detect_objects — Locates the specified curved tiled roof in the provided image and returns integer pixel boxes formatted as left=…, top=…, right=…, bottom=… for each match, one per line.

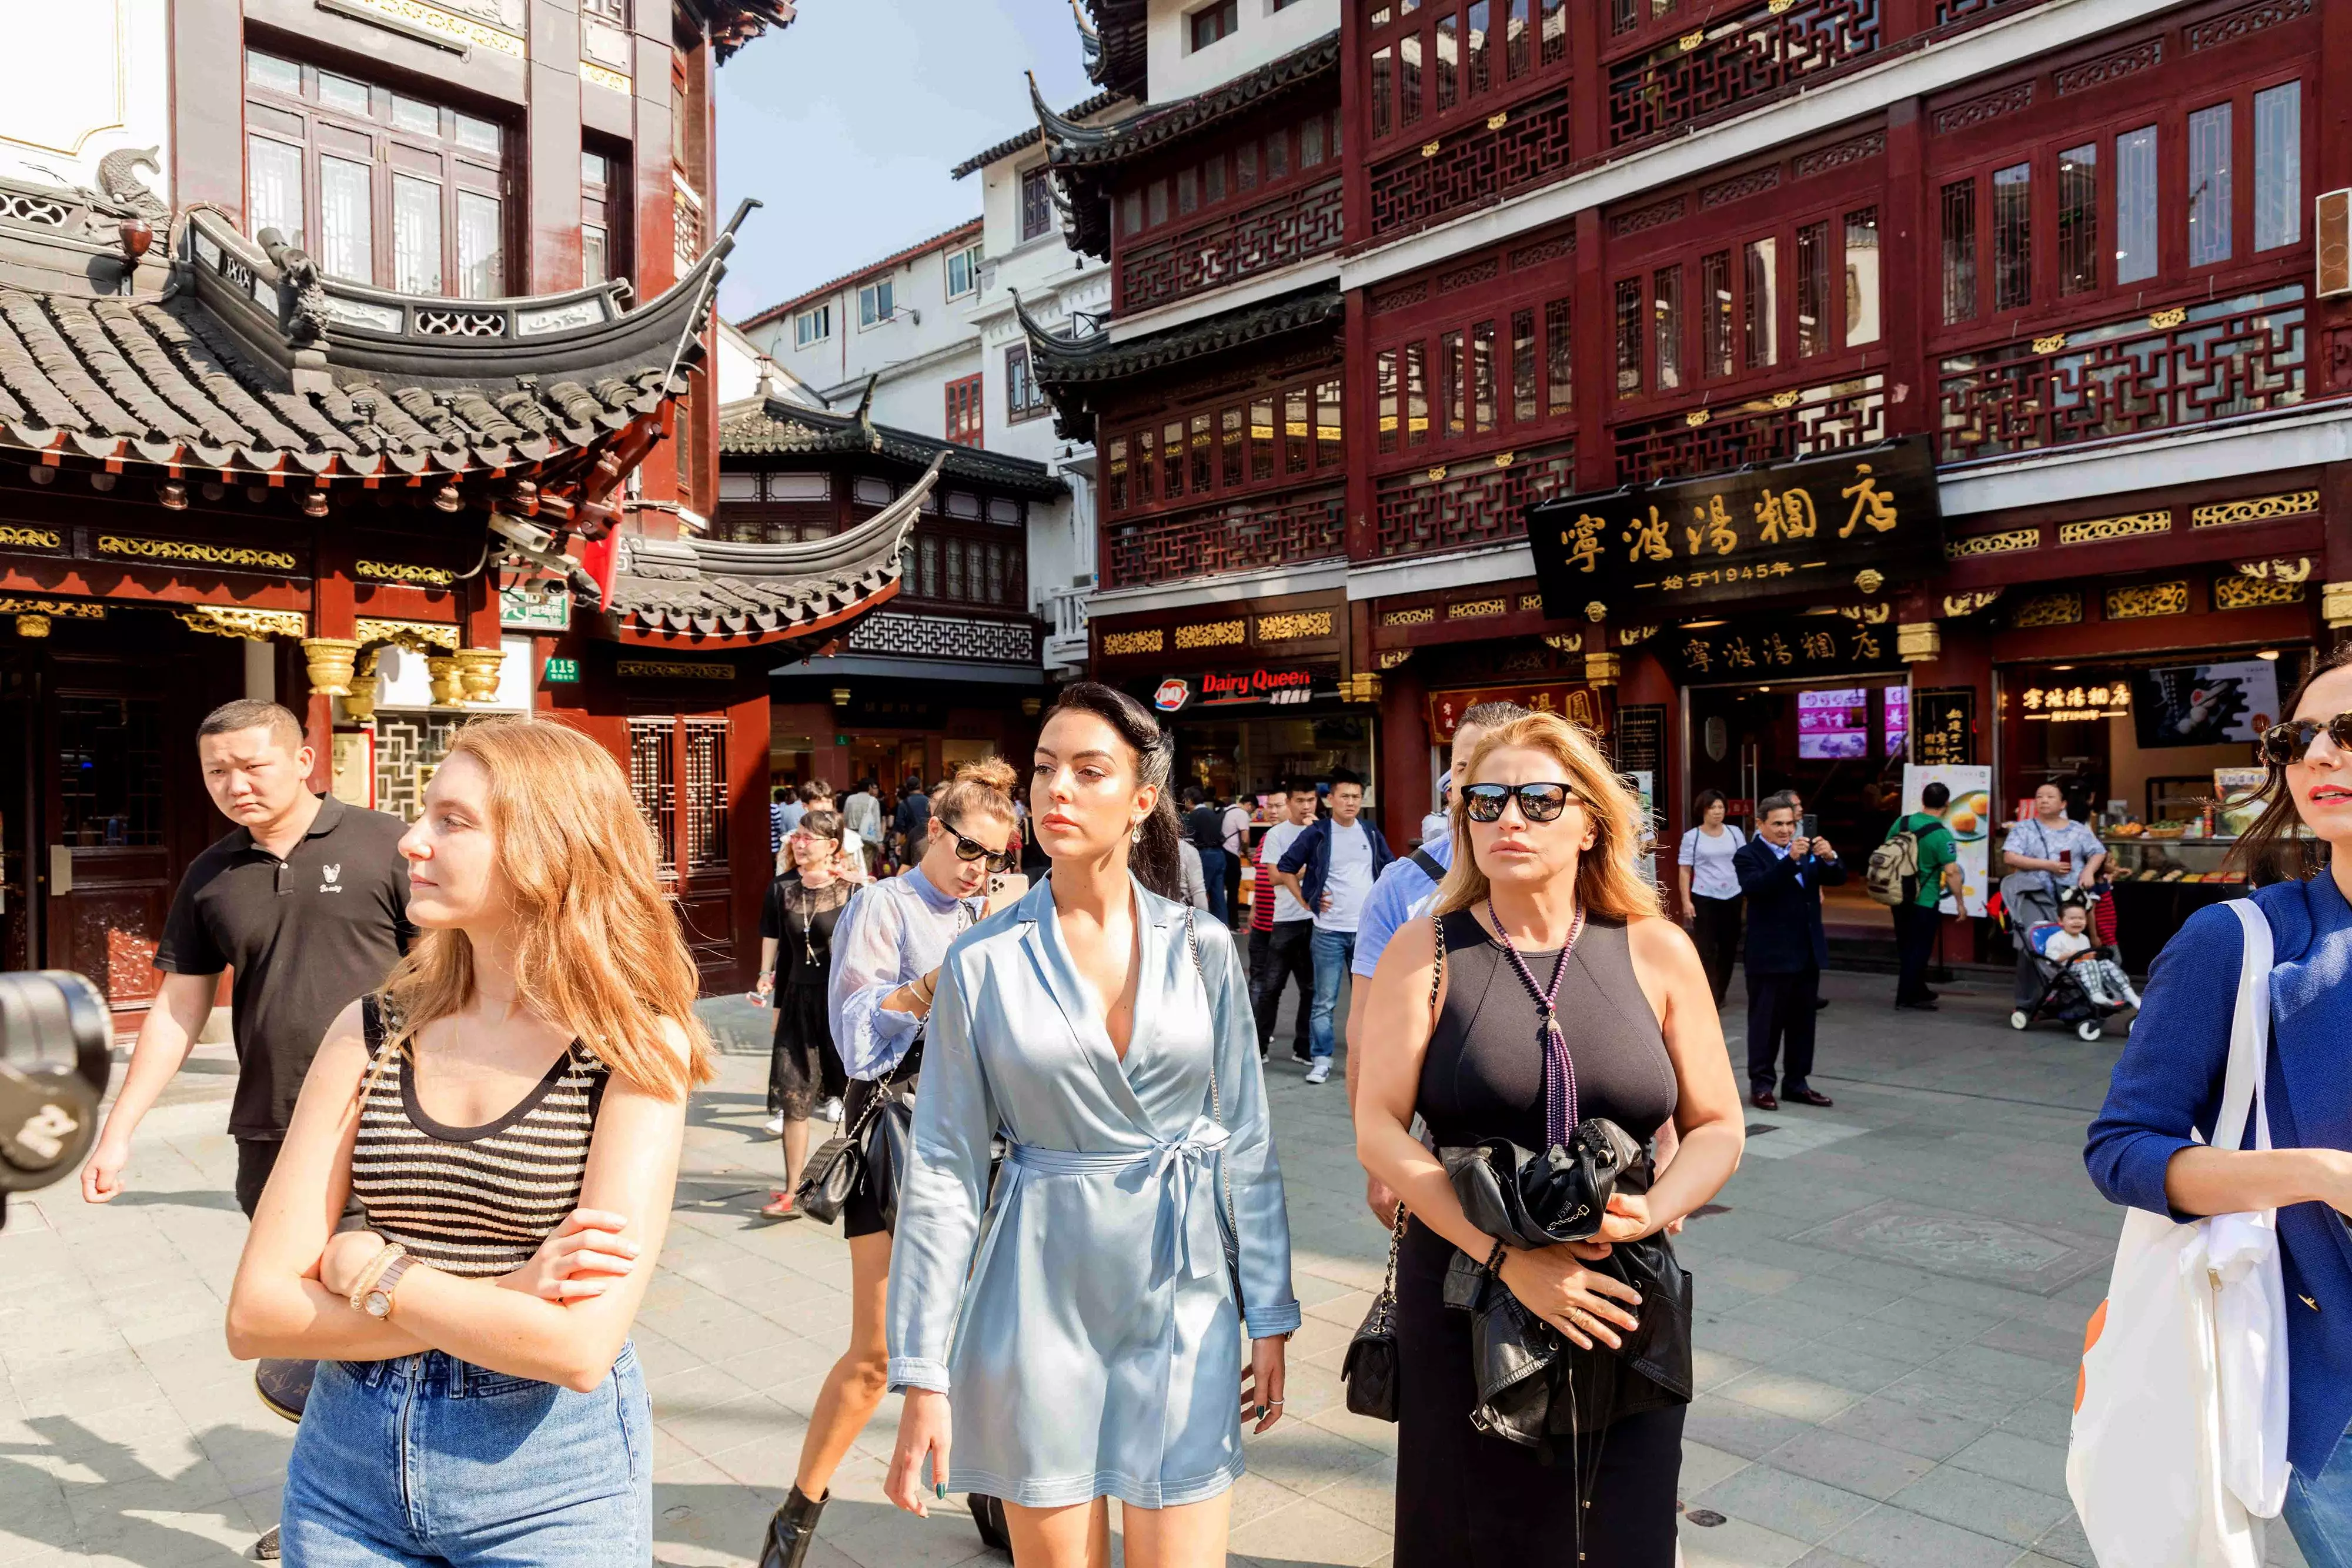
left=716, top=384, right=1065, bottom=499
left=613, top=455, right=939, bottom=640
left=1015, top=283, right=1343, bottom=441
left=699, top=0, right=799, bottom=62
left=950, top=89, right=1127, bottom=181
left=1073, top=0, right=1149, bottom=98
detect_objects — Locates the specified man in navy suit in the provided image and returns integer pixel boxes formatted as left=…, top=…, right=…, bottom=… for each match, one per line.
left=1736, top=791, right=1846, bottom=1111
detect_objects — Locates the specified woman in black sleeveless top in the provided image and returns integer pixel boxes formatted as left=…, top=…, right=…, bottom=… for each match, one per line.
left=1355, top=711, right=1745, bottom=1566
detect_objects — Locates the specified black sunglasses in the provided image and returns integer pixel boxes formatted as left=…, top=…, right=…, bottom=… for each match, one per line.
left=2260, top=713, right=2352, bottom=766
left=1461, top=782, right=1578, bottom=824
left=941, top=820, right=1018, bottom=873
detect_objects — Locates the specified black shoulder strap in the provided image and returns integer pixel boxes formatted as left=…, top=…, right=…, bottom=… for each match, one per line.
left=360, top=992, right=386, bottom=1052
left=1411, top=847, right=1446, bottom=881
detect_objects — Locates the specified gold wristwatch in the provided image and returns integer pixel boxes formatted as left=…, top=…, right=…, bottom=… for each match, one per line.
left=362, top=1254, right=415, bottom=1320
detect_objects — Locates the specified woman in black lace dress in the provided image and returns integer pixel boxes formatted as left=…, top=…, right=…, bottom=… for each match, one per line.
left=756, top=808, right=853, bottom=1219
left=1355, top=711, right=1745, bottom=1566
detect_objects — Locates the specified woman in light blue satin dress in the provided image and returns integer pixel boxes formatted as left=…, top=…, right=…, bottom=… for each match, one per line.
left=884, top=682, right=1301, bottom=1568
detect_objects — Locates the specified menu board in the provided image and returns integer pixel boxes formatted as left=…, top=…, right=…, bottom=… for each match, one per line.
left=1614, top=703, right=1666, bottom=780
left=1914, top=687, right=1976, bottom=767
left=1799, top=688, right=1870, bottom=759
left=1883, top=686, right=1910, bottom=760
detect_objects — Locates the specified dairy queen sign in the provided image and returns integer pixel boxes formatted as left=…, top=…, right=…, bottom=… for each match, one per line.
left=1152, top=666, right=1327, bottom=713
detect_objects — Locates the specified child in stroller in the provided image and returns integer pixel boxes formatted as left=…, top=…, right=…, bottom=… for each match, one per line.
left=2011, top=892, right=2140, bottom=1040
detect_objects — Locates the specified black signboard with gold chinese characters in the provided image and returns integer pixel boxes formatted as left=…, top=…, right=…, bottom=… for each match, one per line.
left=1528, top=437, right=1943, bottom=623
left=1659, top=615, right=1907, bottom=684
left=1914, top=687, right=1977, bottom=766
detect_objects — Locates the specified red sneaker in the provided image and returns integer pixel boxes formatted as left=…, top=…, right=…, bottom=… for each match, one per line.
left=761, top=1191, right=802, bottom=1221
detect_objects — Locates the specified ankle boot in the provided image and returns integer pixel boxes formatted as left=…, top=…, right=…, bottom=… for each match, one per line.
left=759, top=1485, right=827, bottom=1568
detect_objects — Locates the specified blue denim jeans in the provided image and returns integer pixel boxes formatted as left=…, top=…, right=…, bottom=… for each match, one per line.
left=1308, top=925, right=1355, bottom=1061
left=2288, top=1423, right=2352, bottom=1567
left=1197, top=845, right=1229, bottom=925
left=279, top=1345, right=649, bottom=1566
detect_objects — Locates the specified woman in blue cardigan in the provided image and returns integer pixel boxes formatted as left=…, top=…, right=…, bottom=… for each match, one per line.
left=2086, top=642, right=2352, bottom=1560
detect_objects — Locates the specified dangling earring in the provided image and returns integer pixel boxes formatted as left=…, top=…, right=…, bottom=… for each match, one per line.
left=1130, top=821, right=1144, bottom=845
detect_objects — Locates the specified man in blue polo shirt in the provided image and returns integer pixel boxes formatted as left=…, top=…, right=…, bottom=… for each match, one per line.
left=1344, top=701, right=1526, bottom=1212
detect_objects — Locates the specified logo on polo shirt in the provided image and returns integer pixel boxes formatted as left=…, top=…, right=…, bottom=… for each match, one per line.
left=320, top=863, right=343, bottom=893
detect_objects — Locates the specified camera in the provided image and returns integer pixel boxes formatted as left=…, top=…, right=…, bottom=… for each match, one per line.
left=0, top=971, right=112, bottom=1230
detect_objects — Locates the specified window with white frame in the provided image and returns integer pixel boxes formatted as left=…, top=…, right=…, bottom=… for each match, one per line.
left=794, top=303, right=832, bottom=347
left=946, top=242, right=983, bottom=299
left=1007, top=344, right=1049, bottom=422
left=858, top=278, right=894, bottom=327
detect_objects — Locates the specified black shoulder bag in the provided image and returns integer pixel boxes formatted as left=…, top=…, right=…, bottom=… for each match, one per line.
left=793, top=1029, right=920, bottom=1229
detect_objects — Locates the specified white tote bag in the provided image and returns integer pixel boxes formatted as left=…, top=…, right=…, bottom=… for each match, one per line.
left=2069, top=900, right=2290, bottom=1568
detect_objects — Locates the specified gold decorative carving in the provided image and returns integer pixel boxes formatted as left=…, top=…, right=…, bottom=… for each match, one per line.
left=1617, top=626, right=1659, bottom=647
left=1946, top=528, right=2040, bottom=559
left=1854, top=569, right=1884, bottom=594
left=328, top=0, right=526, bottom=58
left=1101, top=628, right=1164, bottom=655
left=1584, top=600, right=1608, bottom=622
left=1942, top=589, right=2004, bottom=616
left=180, top=605, right=306, bottom=641
left=580, top=60, right=632, bottom=94
left=2235, top=557, right=2312, bottom=583
left=452, top=647, right=507, bottom=704
left=1585, top=650, right=1622, bottom=686
left=1378, top=648, right=1414, bottom=670
left=1172, top=618, right=1245, bottom=650
left=2032, top=332, right=2069, bottom=353
left=300, top=637, right=362, bottom=697
left=1768, top=0, right=1795, bottom=11
left=342, top=649, right=383, bottom=726
left=1448, top=599, right=1508, bottom=620
left=425, top=655, right=464, bottom=708
left=614, top=659, right=735, bottom=681
left=2323, top=581, right=2352, bottom=630
left=1426, top=466, right=1449, bottom=482
left=356, top=617, right=459, bottom=653
left=99, top=534, right=299, bottom=571
left=1256, top=611, right=1333, bottom=641
left=1379, top=607, right=1436, bottom=628
left=1683, top=408, right=1710, bottom=427
left=2104, top=580, right=2190, bottom=621
left=1838, top=603, right=1892, bottom=624
left=1896, top=621, right=1942, bottom=663
left=1769, top=389, right=1801, bottom=409
left=0, top=597, right=101, bottom=619
left=2009, top=591, right=2083, bottom=628
left=1486, top=111, right=1510, bottom=130
left=2211, top=576, right=2304, bottom=611
left=1518, top=594, right=1544, bottom=613
left=356, top=559, right=459, bottom=588
left=14, top=614, right=48, bottom=638
left=2192, top=490, right=2320, bottom=528
left=1341, top=672, right=1384, bottom=704
left=0, top=526, right=62, bottom=550
left=1493, top=451, right=1516, bottom=469
left=2148, top=305, right=2188, bottom=330
left=1421, top=140, right=1442, bottom=158
left=2057, top=510, right=2171, bottom=545
left=1679, top=28, right=1706, bottom=49
left=1542, top=633, right=1583, bottom=653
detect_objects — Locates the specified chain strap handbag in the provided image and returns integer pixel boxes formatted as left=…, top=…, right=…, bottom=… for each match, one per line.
left=1340, top=910, right=1447, bottom=1421
left=793, top=1024, right=918, bottom=1228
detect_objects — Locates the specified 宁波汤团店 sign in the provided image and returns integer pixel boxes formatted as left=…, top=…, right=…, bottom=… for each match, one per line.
left=1528, top=436, right=1943, bottom=623
left=1150, top=666, right=1331, bottom=713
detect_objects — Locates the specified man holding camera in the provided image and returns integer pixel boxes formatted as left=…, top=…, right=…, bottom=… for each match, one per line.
left=1735, top=792, right=1843, bottom=1111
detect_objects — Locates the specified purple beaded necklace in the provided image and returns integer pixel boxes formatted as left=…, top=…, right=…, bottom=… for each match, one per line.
left=1485, top=898, right=1588, bottom=1150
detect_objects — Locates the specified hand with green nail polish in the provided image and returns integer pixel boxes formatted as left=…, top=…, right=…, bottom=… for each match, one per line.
left=886, top=1388, right=952, bottom=1518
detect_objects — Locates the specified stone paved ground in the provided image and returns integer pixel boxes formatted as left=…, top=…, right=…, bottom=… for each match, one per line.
left=0, top=971, right=2310, bottom=1566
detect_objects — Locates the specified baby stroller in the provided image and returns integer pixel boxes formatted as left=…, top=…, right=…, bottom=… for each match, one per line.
left=2010, top=914, right=2133, bottom=1041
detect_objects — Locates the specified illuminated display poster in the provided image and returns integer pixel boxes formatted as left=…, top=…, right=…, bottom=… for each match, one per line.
left=1883, top=685, right=1910, bottom=759
left=1798, top=688, right=1869, bottom=760
left=1528, top=436, right=1944, bottom=621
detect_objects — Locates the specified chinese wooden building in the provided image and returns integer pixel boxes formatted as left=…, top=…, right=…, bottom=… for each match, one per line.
left=1027, top=0, right=2351, bottom=964
left=0, top=1, right=918, bottom=1015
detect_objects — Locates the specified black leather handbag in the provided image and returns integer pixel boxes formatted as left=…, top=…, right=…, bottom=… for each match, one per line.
left=1341, top=1203, right=1409, bottom=1420
left=794, top=1033, right=922, bottom=1228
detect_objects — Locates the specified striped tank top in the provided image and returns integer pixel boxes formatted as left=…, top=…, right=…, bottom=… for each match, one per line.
left=350, top=997, right=609, bottom=1278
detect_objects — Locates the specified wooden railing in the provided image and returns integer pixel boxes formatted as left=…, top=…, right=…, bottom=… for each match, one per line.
left=1102, top=483, right=1346, bottom=588
left=1116, top=178, right=1344, bottom=314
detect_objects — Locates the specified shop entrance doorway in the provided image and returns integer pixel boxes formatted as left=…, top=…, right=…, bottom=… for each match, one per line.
left=1684, top=674, right=1912, bottom=954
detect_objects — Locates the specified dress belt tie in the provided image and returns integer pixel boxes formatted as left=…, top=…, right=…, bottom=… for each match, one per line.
left=1007, top=1115, right=1232, bottom=1285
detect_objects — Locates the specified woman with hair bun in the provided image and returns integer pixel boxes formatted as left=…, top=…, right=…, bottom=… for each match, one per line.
left=224, top=717, right=713, bottom=1564
left=882, top=681, right=1299, bottom=1568
left=760, top=757, right=1025, bottom=1568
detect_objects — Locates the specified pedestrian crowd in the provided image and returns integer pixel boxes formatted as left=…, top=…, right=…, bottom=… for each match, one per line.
left=68, top=637, right=2352, bottom=1567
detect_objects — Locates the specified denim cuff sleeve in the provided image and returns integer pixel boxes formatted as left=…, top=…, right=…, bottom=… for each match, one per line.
left=886, top=1356, right=950, bottom=1394
left=1244, top=1300, right=1304, bottom=1339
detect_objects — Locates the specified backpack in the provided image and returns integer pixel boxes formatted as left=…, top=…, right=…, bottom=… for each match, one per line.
left=1865, top=820, right=1925, bottom=907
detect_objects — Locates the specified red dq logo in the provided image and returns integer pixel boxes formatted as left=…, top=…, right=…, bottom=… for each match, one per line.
left=1154, top=678, right=1191, bottom=712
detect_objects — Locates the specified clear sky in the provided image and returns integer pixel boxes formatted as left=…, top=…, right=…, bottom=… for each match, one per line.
left=714, top=1, right=1099, bottom=323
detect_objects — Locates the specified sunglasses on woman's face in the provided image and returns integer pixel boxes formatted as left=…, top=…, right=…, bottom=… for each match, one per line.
left=1461, top=782, right=1577, bottom=824
left=942, top=820, right=1018, bottom=873
left=2260, top=713, right=2352, bottom=766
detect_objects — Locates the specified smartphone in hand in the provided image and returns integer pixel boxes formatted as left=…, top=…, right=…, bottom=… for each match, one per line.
left=1801, top=813, right=1820, bottom=841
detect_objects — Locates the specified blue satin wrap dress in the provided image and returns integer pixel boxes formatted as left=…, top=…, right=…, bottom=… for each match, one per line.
left=885, top=874, right=1302, bottom=1510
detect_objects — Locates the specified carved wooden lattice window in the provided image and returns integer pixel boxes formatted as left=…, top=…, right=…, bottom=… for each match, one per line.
left=1104, top=486, right=1347, bottom=589
left=1606, top=0, right=1880, bottom=149
left=1102, top=366, right=1345, bottom=517
left=1374, top=282, right=1572, bottom=463
left=55, top=696, right=163, bottom=848
left=629, top=719, right=677, bottom=870
left=681, top=720, right=729, bottom=871
left=1366, top=0, right=1572, bottom=166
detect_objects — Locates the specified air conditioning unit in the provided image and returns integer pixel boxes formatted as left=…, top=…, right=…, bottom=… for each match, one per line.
left=2321, top=188, right=2352, bottom=298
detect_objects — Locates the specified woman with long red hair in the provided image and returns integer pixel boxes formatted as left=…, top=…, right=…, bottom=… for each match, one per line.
left=225, top=717, right=711, bottom=1564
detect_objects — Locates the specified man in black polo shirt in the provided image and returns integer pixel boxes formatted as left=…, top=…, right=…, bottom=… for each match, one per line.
left=82, top=699, right=412, bottom=1213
